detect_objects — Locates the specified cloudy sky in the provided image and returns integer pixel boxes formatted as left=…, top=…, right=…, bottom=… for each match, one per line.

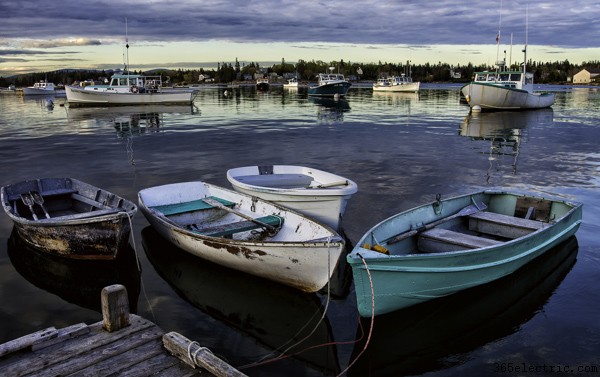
left=1, top=0, right=599, bottom=76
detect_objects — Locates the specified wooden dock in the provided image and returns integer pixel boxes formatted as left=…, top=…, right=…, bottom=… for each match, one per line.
left=0, top=285, right=246, bottom=377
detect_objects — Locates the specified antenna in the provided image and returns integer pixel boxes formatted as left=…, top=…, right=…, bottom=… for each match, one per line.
left=125, top=18, right=130, bottom=74
left=496, top=0, right=502, bottom=65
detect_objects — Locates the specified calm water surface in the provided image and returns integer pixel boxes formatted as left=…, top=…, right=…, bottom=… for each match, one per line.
left=0, top=84, right=599, bottom=376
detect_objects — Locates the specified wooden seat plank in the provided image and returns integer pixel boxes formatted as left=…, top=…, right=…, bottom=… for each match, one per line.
left=418, top=228, right=501, bottom=253
left=191, top=215, right=284, bottom=237
left=150, top=196, right=235, bottom=216
left=469, top=211, right=545, bottom=239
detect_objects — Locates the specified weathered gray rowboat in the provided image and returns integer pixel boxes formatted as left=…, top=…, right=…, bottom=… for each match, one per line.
left=138, top=181, right=345, bottom=293
left=347, top=190, right=583, bottom=317
left=1, top=178, right=137, bottom=260
left=226, top=165, right=358, bottom=230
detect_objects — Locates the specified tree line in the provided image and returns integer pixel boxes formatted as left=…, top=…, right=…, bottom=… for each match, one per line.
left=2, top=58, right=599, bottom=87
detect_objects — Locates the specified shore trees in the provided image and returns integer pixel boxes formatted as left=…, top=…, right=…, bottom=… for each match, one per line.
left=1, top=59, right=599, bottom=87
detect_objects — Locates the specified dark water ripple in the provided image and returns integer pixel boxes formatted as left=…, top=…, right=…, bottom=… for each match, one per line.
left=0, top=84, right=598, bottom=376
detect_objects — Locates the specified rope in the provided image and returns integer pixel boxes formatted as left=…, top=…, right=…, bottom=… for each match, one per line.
left=336, top=254, right=375, bottom=376
left=187, top=341, right=214, bottom=367
left=237, top=236, right=335, bottom=371
left=124, top=211, right=156, bottom=323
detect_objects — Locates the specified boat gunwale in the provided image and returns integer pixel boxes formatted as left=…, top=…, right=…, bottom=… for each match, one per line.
left=226, top=165, right=358, bottom=197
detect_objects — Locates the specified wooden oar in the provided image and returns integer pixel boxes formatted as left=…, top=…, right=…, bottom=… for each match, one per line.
left=20, top=193, right=38, bottom=221
left=30, top=191, right=50, bottom=219
left=201, top=197, right=278, bottom=232
left=384, top=202, right=487, bottom=245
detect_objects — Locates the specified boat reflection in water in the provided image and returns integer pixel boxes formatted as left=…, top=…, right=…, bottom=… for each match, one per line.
left=459, top=108, right=553, bottom=181
left=309, top=97, right=350, bottom=125
left=7, top=229, right=141, bottom=313
left=141, top=226, right=341, bottom=375
left=66, top=104, right=198, bottom=136
left=348, top=236, right=578, bottom=377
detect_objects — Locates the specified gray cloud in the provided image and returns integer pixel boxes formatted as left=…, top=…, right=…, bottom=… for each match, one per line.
left=0, top=0, right=598, bottom=48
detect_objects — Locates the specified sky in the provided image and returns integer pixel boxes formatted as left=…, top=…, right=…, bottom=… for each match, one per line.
left=1, top=0, right=600, bottom=77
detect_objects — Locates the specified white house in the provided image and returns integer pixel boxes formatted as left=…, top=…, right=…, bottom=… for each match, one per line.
left=572, top=69, right=600, bottom=84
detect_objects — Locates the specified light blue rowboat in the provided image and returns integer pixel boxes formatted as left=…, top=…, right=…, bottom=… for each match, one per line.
left=347, top=190, right=583, bottom=317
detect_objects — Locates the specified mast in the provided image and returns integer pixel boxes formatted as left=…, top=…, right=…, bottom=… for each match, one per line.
left=522, top=5, right=528, bottom=75
left=125, top=18, right=130, bottom=75
left=495, top=0, right=503, bottom=72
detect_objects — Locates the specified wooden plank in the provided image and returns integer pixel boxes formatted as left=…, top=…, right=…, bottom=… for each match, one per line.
left=0, top=316, right=156, bottom=376
left=0, top=327, right=57, bottom=357
left=469, top=211, right=545, bottom=239
left=163, top=332, right=247, bottom=377
left=31, top=323, right=90, bottom=351
left=418, top=228, right=501, bottom=253
left=71, top=193, right=113, bottom=210
left=191, top=215, right=283, bottom=237
left=17, top=323, right=164, bottom=377
left=150, top=196, right=235, bottom=216
left=67, top=338, right=165, bottom=377
left=112, top=351, right=202, bottom=377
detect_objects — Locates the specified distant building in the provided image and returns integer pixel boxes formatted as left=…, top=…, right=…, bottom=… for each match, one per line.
left=572, top=69, right=600, bottom=84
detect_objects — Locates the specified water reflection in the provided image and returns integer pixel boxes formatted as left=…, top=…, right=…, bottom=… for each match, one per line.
left=7, top=229, right=141, bottom=313
left=66, top=104, right=198, bottom=132
left=309, top=97, right=350, bottom=125
left=141, top=226, right=341, bottom=375
left=348, top=236, right=578, bottom=376
left=459, top=109, right=553, bottom=182
left=371, top=91, right=419, bottom=107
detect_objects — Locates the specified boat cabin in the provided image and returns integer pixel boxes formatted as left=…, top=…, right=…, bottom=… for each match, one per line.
left=317, top=73, right=346, bottom=83
left=83, top=74, right=163, bottom=94
left=473, top=71, right=533, bottom=91
left=376, top=75, right=414, bottom=86
left=32, top=81, right=55, bottom=90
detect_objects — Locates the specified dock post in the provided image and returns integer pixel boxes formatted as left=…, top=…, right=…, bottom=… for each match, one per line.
left=101, top=284, right=130, bottom=332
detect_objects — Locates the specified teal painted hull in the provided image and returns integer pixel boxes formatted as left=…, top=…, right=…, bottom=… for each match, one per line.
left=347, top=190, right=583, bottom=317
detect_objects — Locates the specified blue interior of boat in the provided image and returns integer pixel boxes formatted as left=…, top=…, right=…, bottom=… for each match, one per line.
left=189, top=215, right=284, bottom=237
left=150, top=196, right=235, bottom=216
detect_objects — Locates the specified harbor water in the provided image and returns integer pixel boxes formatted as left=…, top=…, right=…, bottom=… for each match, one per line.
left=0, top=84, right=598, bottom=376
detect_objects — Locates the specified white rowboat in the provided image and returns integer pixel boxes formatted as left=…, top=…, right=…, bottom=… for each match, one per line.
left=226, top=165, right=358, bottom=230
left=138, top=181, right=345, bottom=292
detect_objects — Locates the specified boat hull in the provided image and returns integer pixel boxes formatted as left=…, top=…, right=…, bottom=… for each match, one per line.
left=22, top=88, right=55, bottom=96
left=372, top=82, right=420, bottom=92
left=347, top=190, right=582, bottom=317
left=226, top=165, right=358, bottom=230
left=138, top=181, right=345, bottom=292
left=461, top=82, right=555, bottom=110
left=1, top=178, right=137, bottom=260
left=65, top=86, right=196, bottom=106
left=308, top=82, right=352, bottom=97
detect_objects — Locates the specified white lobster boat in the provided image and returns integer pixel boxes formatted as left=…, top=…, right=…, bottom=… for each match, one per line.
left=65, top=74, right=196, bottom=106
left=373, top=75, right=420, bottom=93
